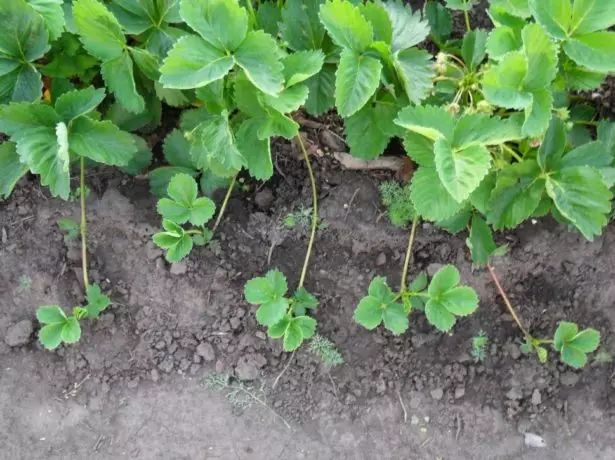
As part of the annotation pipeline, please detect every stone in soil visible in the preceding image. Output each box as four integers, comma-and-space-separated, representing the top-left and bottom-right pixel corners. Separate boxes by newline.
196, 342, 216, 362
560, 372, 580, 387
531, 389, 542, 405
254, 188, 274, 210
170, 262, 188, 275
430, 388, 443, 400
5, 320, 33, 347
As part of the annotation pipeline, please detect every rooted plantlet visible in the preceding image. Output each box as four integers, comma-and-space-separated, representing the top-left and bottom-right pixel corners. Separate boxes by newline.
471, 330, 488, 362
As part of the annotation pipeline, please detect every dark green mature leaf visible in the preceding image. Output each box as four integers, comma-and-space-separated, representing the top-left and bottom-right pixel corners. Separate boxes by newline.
163, 129, 194, 168
280, 0, 325, 51
189, 112, 246, 173
546, 166, 612, 240
282, 50, 325, 87
335, 49, 381, 117
160, 34, 234, 89
394, 48, 434, 104
424, 0, 452, 43
467, 215, 497, 267
55, 87, 106, 123
462, 29, 488, 70
395, 105, 456, 141
0, 102, 59, 134
234, 30, 284, 95
121, 135, 153, 175
69, 117, 137, 166
411, 167, 465, 222
101, 51, 145, 114
0, 1, 49, 103
0, 142, 28, 199
235, 118, 273, 180
73, 0, 125, 61
27, 0, 66, 41
180, 0, 248, 52
109, 0, 181, 40
381, 0, 430, 52
319, 0, 373, 52
304, 64, 336, 116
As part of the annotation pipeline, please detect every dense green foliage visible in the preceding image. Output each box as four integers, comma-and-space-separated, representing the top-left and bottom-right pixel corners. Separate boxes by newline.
0, 0, 610, 368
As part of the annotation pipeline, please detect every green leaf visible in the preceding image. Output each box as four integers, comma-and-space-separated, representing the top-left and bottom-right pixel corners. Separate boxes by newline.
85, 284, 111, 317
395, 105, 455, 141
153, 224, 194, 262
282, 50, 325, 87
482, 52, 531, 109
101, 51, 145, 114
36, 305, 67, 324
428, 265, 461, 296
344, 96, 399, 160
69, 117, 137, 166
159, 34, 234, 89
293, 288, 318, 316
39, 323, 65, 349
304, 64, 336, 116
488, 161, 545, 229
469, 172, 496, 215
382, 1, 430, 52
489, 0, 531, 18
234, 30, 284, 96
109, 0, 182, 39
536, 346, 548, 363
382, 302, 409, 335
335, 49, 381, 117
467, 215, 497, 267
121, 135, 153, 175
318, 0, 373, 52
283, 320, 304, 351
570, 0, 615, 35
434, 138, 491, 202
163, 129, 194, 168
409, 272, 428, 292
563, 142, 615, 170
294, 316, 317, 339
445, 0, 477, 11
359, 3, 392, 44
0, 65, 43, 104
0, 142, 28, 198
438, 286, 479, 316
394, 48, 434, 104
27, 0, 65, 41
257, 2, 281, 36
11, 125, 70, 199
564, 32, 615, 73
546, 166, 612, 240
260, 85, 309, 113
462, 29, 488, 70
235, 118, 273, 180
73, 0, 125, 61
180, 0, 247, 52
411, 167, 464, 222
157, 173, 216, 226
570, 328, 600, 353
368, 276, 396, 303
538, 117, 567, 172
61, 316, 81, 344
245, 270, 288, 304
280, 0, 326, 51
54, 87, 106, 123
528, 0, 571, 40
57, 218, 79, 240
189, 112, 246, 172
353, 296, 384, 330
402, 132, 435, 167
486, 26, 523, 61
425, 301, 456, 332
129, 47, 160, 81
561, 344, 587, 369
268, 317, 290, 339
150, 166, 197, 197
424, 1, 452, 43
452, 114, 523, 149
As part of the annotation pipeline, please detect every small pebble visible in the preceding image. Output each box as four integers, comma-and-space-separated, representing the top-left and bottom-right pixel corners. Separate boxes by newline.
430, 388, 443, 400
531, 389, 542, 405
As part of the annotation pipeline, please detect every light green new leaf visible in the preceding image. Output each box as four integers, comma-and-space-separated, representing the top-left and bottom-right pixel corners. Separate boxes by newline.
522, 89, 553, 138
394, 48, 434, 104
382, 303, 409, 335
335, 49, 381, 117
434, 138, 491, 202
0, 142, 28, 198
570, 328, 601, 353
486, 26, 523, 61
280, 0, 326, 51
561, 344, 587, 368
425, 301, 456, 332
101, 51, 145, 114
304, 64, 336, 116
234, 30, 284, 96
73, 0, 125, 61
160, 35, 234, 89
395, 105, 455, 141
467, 214, 497, 267
245, 270, 290, 326
190, 113, 246, 172
282, 50, 325, 87
85, 283, 111, 318
235, 118, 273, 180
69, 117, 137, 166
382, 1, 430, 52
54, 87, 106, 123
157, 173, 215, 226
528, 0, 571, 40
411, 167, 465, 222
354, 276, 408, 334
260, 85, 309, 114
482, 52, 532, 109
489, 0, 531, 18
180, 0, 247, 52
564, 32, 615, 73
39, 323, 65, 349
359, 3, 392, 44
27, 0, 65, 41
462, 29, 488, 70
283, 320, 304, 351
368, 276, 396, 303
293, 288, 318, 316
522, 24, 558, 90
319, 0, 373, 52
546, 166, 612, 240
153, 220, 194, 261
60, 317, 81, 343
12, 125, 70, 199
428, 265, 460, 295
37, 305, 68, 324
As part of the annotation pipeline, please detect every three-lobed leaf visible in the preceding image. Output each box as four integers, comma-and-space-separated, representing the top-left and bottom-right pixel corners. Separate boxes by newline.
244, 270, 290, 326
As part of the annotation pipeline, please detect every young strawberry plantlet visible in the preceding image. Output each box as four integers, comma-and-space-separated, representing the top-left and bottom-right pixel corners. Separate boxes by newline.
467, 214, 602, 369
152, 173, 217, 262
37, 285, 111, 350
244, 135, 320, 352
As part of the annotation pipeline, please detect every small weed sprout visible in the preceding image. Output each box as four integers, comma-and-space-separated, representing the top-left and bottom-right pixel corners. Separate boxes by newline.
471, 330, 488, 362
308, 334, 344, 367
17, 275, 32, 292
